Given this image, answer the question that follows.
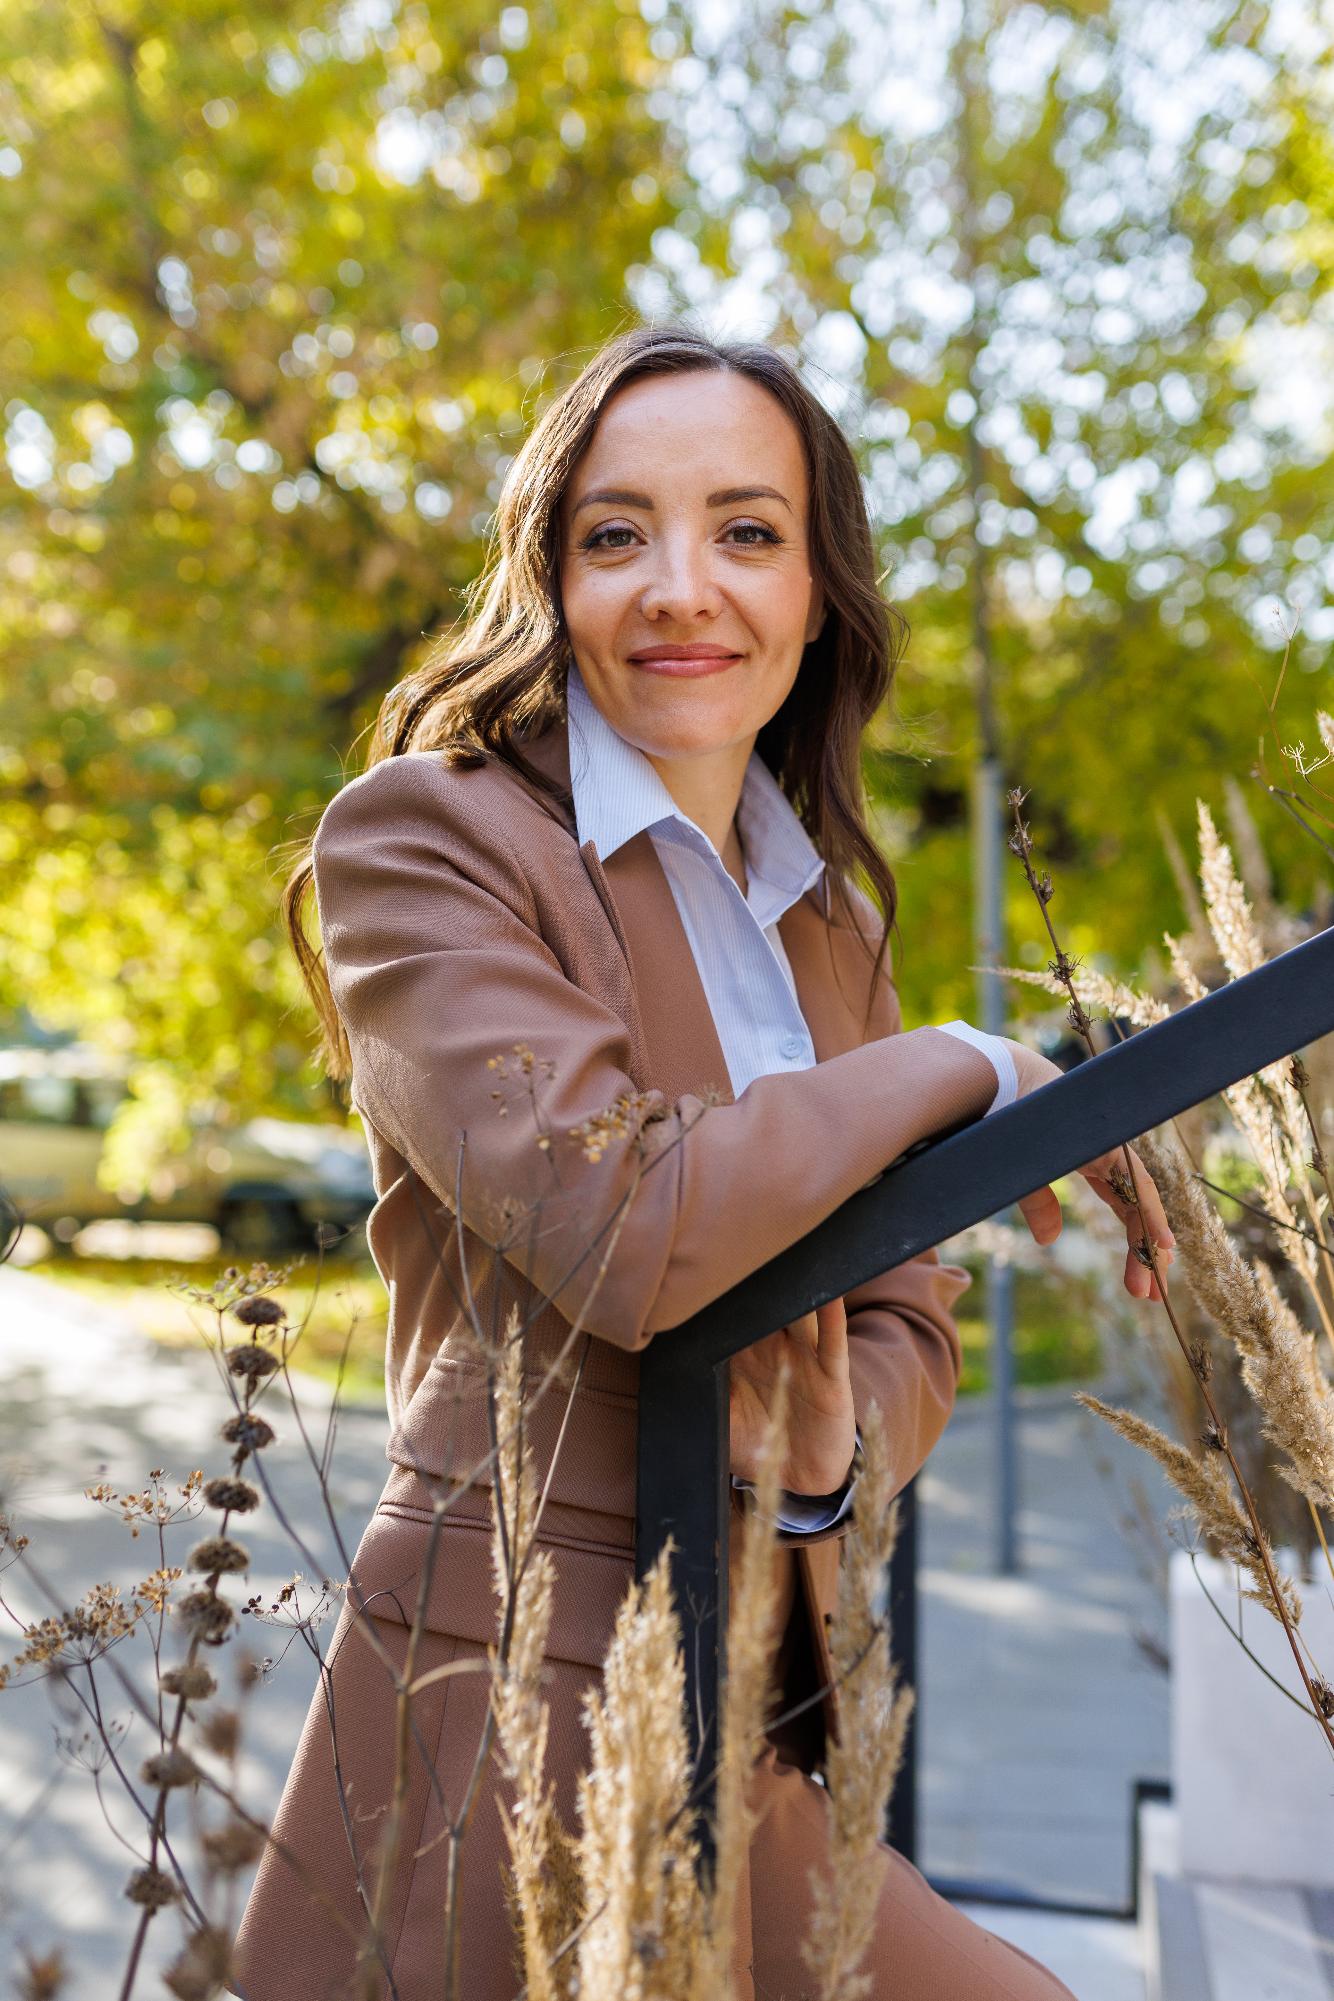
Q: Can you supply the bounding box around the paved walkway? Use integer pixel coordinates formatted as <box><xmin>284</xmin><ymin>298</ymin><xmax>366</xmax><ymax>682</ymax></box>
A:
<box><xmin>919</xmin><ymin>1383</ymin><xmax>1174</xmax><ymax>1914</ymax></box>
<box><xmin>0</xmin><ymin>1265</ymin><xmax>1172</xmax><ymax>1996</ymax></box>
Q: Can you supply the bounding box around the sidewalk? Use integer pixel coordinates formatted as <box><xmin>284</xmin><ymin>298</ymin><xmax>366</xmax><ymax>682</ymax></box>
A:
<box><xmin>918</xmin><ymin>1379</ymin><xmax>1178</xmax><ymax>1999</ymax></box>
<box><xmin>920</xmin><ymin>1381</ymin><xmax>1174</xmax><ymax>1913</ymax></box>
<box><xmin>0</xmin><ymin>1266</ymin><xmax>1172</xmax><ymax>1995</ymax></box>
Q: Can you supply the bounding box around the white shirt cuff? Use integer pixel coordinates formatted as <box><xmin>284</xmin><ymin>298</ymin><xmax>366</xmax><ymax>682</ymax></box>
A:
<box><xmin>935</xmin><ymin>1020</ymin><xmax>1017</xmax><ymax>1115</ymax></box>
<box><xmin>731</xmin><ymin>1426</ymin><xmax>862</xmax><ymax>1535</ymax></box>
<box><xmin>770</xmin><ymin>1480</ymin><xmax>858</xmax><ymax>1535</ymax></box>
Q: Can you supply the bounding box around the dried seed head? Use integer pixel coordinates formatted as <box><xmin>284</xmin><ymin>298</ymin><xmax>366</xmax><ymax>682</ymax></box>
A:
<box><xmin>1312</xmin><ymin>1678</ymin><xmax>1334</xmax><ymax>1719</ymax></box>
<box><xmin>219</xmin><ymin>1412</ymin><xmax>275</xmax><ymax>1453</ymax></box>
<box><xmin>201</xmin><ymin>1818</ymin><xmax>265</xmax><ymax>1873</ymax></box>
<box><xmin>1188</xmin><ymin>1341</ymin><xmax>1214</xmax><ymax>1383</ymax></box>
<box><xmin>224</xmin><ymin>1344</ymin><xmax>280</xmax><ymax>1382</ymax></box>
<box><xmin>163</xmin><ymin>1924</ymin><xmax>231</xmax><ymax>2001</ymax></box>
<box><xmin>141</xmin><ymin>1747</ymin><xmax>199</xmax><ymax>1791</ymax></box>
<box><xmin>200</xmin><ymin>1709</ymin><xmax>240</xmax><ymax>1759</ymax></box>
<box><xmin>1200</xmin><ymin>1423</ymin><xmax>1228</xmax><ymax>1454</ymax></box>
<box><xmin>16</xmin><ymin>1948</ymin><xmax>66</xmax><ymax>2001</ymax></box>
<box><xmin>126</xmin><ymin>1864</ymin><xmax>179</xmax><ymax>1910</ymax></box>
<box><xmin>1107</xmin><ymin>1165</ymin><xmax>1136</xmax><ymax>1206</ymax></box>
<box><xmin>203</xmin><ymin>1477</ymin><xmax>259</xmax><ymax>1513</ymax></box>
<box><xmin>233</xmin><ymin>1294</ymin><xmax>285</xmax><ymax>1328</ymax></box>
<box><xmin>160</xmin><ymin>1662</ymin><xmax>216</xmax><ymax>1701</ymax></box>
<box><xmin>1131</xmin><ymin>1236</ymin><xmax>1155</xmax><ymax>1269</ymax></box>
<box><xmin>175</xmin><ymin>1588</ymin><xmax>236</xmax><ymax>1646</ymax></box>
<box><xmin>187</xmin><ymin>1537</ymin><xmax>250</xmax><ymax>1576</ymax></box>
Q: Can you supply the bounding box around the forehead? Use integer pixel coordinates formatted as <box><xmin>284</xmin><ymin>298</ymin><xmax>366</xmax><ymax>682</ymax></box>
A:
<box><xmin>566</xmin><ymin>369</ymin><xmax>808</xmax><ymax>503</ymax></box>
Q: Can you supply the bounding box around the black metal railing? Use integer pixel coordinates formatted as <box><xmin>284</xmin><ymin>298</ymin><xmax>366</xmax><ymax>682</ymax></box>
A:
<box><xmin>635</xmin><ymin>924</ymin><xmax>1334</xmax><ymax>1869</ymax></box>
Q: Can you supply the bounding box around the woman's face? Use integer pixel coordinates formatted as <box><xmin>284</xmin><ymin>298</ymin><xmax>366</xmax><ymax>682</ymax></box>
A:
<box><xmin>557</xmin><ymin>370</ymin><xmax>825</xmax><ymax>768</ymax></box>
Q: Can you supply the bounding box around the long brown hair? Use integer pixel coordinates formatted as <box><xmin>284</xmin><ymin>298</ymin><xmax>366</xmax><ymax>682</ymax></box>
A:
<box><xmin>284</xmin><ymin>322</ymin><xmax>909</xmax><ymax>1082</ymax></box>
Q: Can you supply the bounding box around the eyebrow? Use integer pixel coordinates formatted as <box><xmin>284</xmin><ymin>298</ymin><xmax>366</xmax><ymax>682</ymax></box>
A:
<box><xmin>570</xmin><ymin>484</ymin><xmax>793</xmax><ymax>515</ymax></box>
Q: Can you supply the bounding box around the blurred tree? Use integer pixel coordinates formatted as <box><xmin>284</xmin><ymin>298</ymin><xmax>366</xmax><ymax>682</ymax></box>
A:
<box><xmin>2</xmin><ymin>0</ymin><xmax>1330</xmax><ymax>1190</ymax></box>
<box><xmin>0</xmin><ymin>0</ymin><xmax>687</xmax><ymax>1182</ymax></box>
<box><xmin>647</xmin><ymin>0</ymin><xmax>1333</xmax><ymax>1021</ymax></box>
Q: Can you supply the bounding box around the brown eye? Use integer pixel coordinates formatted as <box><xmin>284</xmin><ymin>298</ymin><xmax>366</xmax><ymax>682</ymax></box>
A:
<box><xmin>579</xmin><ymin>524</ymin><xmax>639</xmax><ymax>551</ymax></box>
<box><xmin>723</xmin><ymin>520</ymin><xmax>783</xmax><ymax>546</ymax></box>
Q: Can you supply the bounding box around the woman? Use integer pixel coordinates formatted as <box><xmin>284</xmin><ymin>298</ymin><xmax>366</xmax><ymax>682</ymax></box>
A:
<box><xmin>231</xmin><ymin>324</ymin><xmax>1174</xmax><ymax>2000</ymax></box>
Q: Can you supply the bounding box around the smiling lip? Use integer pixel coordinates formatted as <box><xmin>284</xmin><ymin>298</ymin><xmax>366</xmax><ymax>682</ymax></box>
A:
<box><xmin>627</xmin><ymin>644</ymin><xmax>742</xmax><ymax>678</ymax></box>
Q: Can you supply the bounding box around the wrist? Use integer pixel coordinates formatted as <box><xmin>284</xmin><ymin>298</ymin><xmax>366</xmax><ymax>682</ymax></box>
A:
<box><xmin>936</xmin><ymin>1020</ymin><xmax>1018</xmax><ymax>1114</ymax></box>
<box><xmin>782</xmin><ymin>1440</ymin><xmax>858</xmax><ymax>1500</ymax></box>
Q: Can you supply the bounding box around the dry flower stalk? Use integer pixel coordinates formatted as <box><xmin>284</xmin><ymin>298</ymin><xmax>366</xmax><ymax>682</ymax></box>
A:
<box><xmin>575</xmin><ymin>1547</ymin><xmax>705</xmax><ymax>2001</ymax></box>
<box><xmin>1076</xmin><ymin>1393</ymin><xmax>1300</xmax><ymax>1623</ymax></box>
<box><xmin>1136</xmin><ymin>1129</ymin><xmax>1334</xmax><ymax>1520</ymax></box>
<box><xmin>691</xmin><ymin>1358</ymin><xmax>792</xmax><ymax>2000</ymax></box>
<box><xmin>488</xmin><ymin>1318</ymin><xmax>580</xmax><ymax>1999</ymax></box>
<box><xmin>802</xmin><ymin>1402</ymin><xmax>913</xmax><ymax>2001</ymax></box>
<box><xmin>989</xmin><ymin>959</ymin><xmax>1171</xmax><ymax>1031</ymax></box>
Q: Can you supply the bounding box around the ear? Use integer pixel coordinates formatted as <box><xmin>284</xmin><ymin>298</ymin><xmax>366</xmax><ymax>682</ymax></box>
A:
<box><xmin>804</xmin><ymin>589</ymin><xmax>828</xmax><ymax>646</ymax></box>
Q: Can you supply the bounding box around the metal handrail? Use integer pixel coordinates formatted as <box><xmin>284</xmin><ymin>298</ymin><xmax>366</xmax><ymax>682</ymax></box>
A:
<box><xmin>635</xmin><ymin>925</ymin><xmax>1334</xmax><ymax>1868</ymax></box>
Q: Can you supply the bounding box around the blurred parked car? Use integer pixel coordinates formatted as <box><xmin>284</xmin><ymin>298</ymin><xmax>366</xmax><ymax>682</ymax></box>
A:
<box><xmin>0</xmin><ymin>1043</ymin><xmax>375</xmax><ymax>1256</ymax></box>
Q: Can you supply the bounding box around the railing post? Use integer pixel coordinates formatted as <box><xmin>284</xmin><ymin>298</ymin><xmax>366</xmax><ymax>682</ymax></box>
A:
<box><xmin>883</xmin><ymin>1474</ymin><xmax>918</xmax><ymax>1857</ymax></box>
<box><xmin>632</xmin><ymin>1349</ymin><xmax>730</xmax><ymax>1872</ymax></box>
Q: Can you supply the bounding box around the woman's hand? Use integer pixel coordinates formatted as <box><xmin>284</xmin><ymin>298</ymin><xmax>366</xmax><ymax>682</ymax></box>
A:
<box><xmin>729</xmin><ymin>1297</ymin><xmax>856</xmax><ymax>1497</ymax></box>
<box><xmin>1004</xmin><ymin>1041</ymin><xmax>1176</xmax><ymax>1301</ymax></box>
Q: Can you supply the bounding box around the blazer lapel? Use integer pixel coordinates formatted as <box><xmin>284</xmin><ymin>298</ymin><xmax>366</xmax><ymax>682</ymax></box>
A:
<box><xmin>777</xmin><ymin>889</ymin><xmax>883</xmax><ymax>1065</ymax></box>
<box><xmin>517</xmin><ymin>713</ymin><xmax>735</xmax><ymax>1106</ymax></box>
<box><xmin>599</xmin><ymin>832</ymin><xmax>735</xmax><ymax>1108</ymax></box>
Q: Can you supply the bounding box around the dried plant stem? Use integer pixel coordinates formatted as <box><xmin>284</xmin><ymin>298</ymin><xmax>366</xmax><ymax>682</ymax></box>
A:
<box><xmin>439</xmin><ymin>1162</ymin><xmax>648</xmax><ymax>2001</ymax></box>
<box><xmin>575</xmin><ymin>1545</ymin><xmax>704</xmax><ymax>2000</ymax></box>
<box><xmin>1006</xmin><ymin>788</ymin><xmax>1334</xmax><ymax>1756</ymax></box>
<box><xmin>1310</xmin><ymin>1498</ymin><xmax>1334</xmax><ymax>1585</ymax></box>
<box><xmin>1189</xmin><ymin>1552</ymin><xmax>1322</xmax><ymax>1724</ymax></box>
<box><xmin>802</xmin><ymin>1402</ymin><xmax>913</xmax><ymax>2001</ymax></box>
<box><xmin>693</xmin><ymin>1360</ymin><xmax>791</xmax><ymax>1999</ymax></box>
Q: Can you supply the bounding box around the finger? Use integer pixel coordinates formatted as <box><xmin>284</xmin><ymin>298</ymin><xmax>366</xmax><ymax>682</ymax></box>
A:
<box><xmin>814</xmin><ymin>1297</ymin><xmax>849</xmax><ymax>1364</ymax></box>
<box><xmin>1016</xmin><ymin>1184</ymin><xmax>1062</xmax><ymax>1245</ymax></box>
<box><xmin>787</xmin><ymin>1309</ymin><xmax>820</xmax><ymax>1353</ymax></box>
<box><xmin>1123</xmin><ymin>1147</ymin><xmax>1176</xmax><ymax>1249</ymax></box>
<box><xmin>1083</xmin><ymin>1147</ymin><xmax>1175</xmax><ymax>1250</ymax></box>
<box><xmin>1125</xmin><ymin>1246</ymin><xmax>1150</xmax><ymax>1298</ymax></box>
<box><xmin>1125</xmin><ymin>1243</ymin><xmax>1169</xmax><ymax>1300</ymax></box>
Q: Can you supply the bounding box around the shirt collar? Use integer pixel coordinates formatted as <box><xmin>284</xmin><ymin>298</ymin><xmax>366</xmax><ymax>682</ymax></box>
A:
<box><xmin>565</xmin><ymin>657</ymin><xmax>827</xmax><ymax>927</ymax></box>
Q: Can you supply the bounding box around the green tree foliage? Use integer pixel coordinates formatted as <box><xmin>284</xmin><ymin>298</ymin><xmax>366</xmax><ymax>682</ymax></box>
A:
<box><xmin>0</xmin><ymin>0</ymin><xmax>686</xmax><ymax>1181</ymax></box>
<box><xmin>2</xmin><ymin>0</ymin><xmax>1330</xmax><ymax>1188</ymax></box>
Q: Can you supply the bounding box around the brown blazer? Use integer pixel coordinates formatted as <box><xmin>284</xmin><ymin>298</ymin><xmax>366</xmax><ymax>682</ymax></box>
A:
<box><xmin>230</xmin><ymin>714</ymin><xmax>998</xmax><ymax>2001</ymax></box>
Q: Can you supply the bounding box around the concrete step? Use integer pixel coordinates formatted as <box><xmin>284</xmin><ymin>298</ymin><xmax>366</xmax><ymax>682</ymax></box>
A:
<box><xmin>1139</xmin><ymin>1799</ymin><xmax>1334</xmax><ymax>2000</ymax></box>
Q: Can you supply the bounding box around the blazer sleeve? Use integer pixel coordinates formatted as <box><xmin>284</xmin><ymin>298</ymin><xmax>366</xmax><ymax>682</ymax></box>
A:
<box><xmin>310</xmin><ymin>752</ymin><xmax>998</xmax><ymax>1354</ymax></box>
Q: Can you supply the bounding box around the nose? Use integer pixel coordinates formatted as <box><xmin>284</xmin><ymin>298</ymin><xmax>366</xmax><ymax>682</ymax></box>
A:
<box><xmin>639</xmin><ymin>531</ymin><xmax>725</xmax><ymax>623</ymax></box>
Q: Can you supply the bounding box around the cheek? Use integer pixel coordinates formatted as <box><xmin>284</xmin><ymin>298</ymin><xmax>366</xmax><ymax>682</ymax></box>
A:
<box><xmin>559</xmin><ymin>563</ymin><xmax>623</xmax><ymax>648</ymax></box>
<box><xmin>737</xmin><ymin>561</ymin><xmax>816</xmax><ymax>640</ymax></box>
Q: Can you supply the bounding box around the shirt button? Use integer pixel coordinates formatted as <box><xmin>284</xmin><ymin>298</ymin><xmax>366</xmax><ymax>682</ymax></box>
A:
<box><xmin>780</xmin><ymin>1034</ymin><xmax>806</xmax><ymax>1060</ymax></box>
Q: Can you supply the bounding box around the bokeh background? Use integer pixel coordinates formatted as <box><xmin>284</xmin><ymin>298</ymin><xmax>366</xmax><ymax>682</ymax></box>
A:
<box><xmin>3</xmin><ymin>0</ymin><xmax>1331</xmax><ymax>1159</ymax></box>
